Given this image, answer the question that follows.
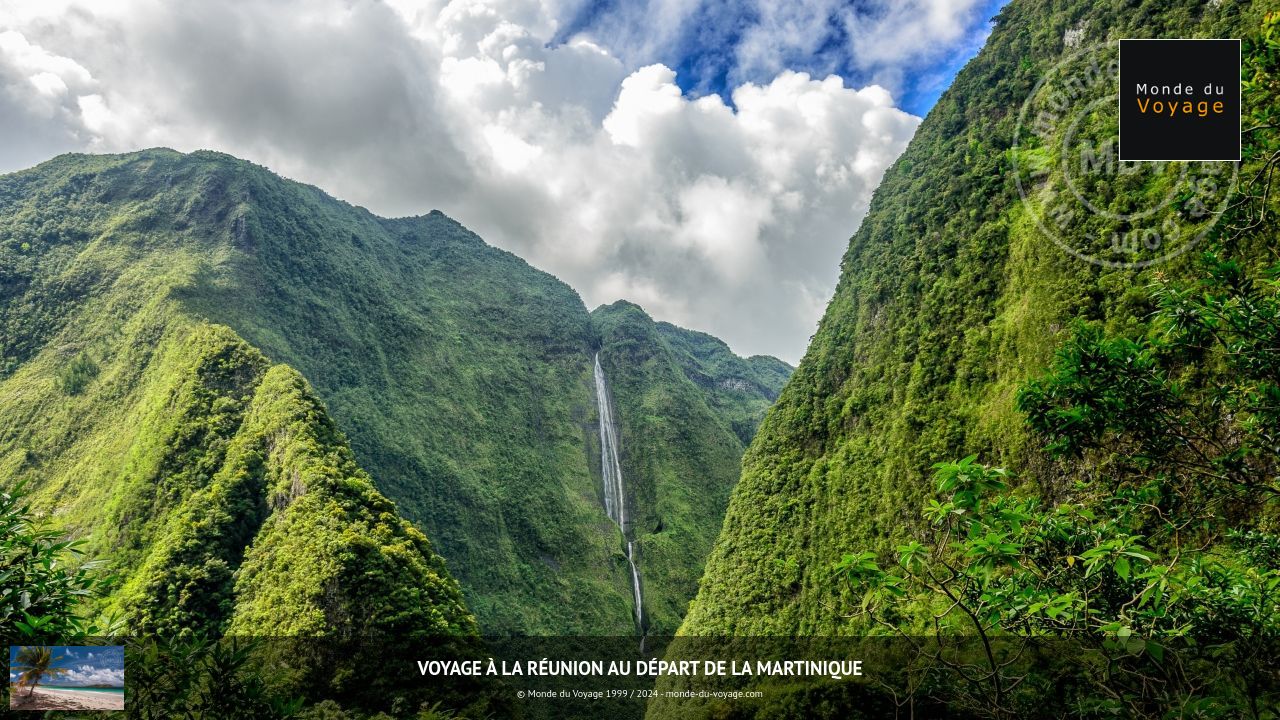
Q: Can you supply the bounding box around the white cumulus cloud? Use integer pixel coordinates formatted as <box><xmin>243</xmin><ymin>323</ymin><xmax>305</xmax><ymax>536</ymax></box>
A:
<box><xmin>61</xmin><ymin>664</ymin><xmax>124</xmax><ymax>687</ymax></box>
<box><xmin>0</xmin><ymin>0</ymin><xmax>923</xmax><ymax>363</ymax></box>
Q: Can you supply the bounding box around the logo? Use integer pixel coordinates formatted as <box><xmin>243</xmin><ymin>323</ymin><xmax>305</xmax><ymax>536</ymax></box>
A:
<box><xmin>1013</xmin><ymin>42</ymin><xmax>1238</xmax><ymax>269</ymax></box>
<box><xmin>1119</xmin><ymin>39</ymin><xmax>1241</xmax><ymax>161</ymax></box>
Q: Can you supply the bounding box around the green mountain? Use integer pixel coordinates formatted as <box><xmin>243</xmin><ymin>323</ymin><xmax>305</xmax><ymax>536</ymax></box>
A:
<box><xmin>654</xmin><ymin>320</ymin><xmax>793</xmax><ymax>448</ymax></box>
<box><xmin>0</xmin><ymin>149</ymin><xmax>789</xmax><ymax>636</ymax></box>
<box><xmin>0</xmin><ymin>309</ymin><xmax>476</xmax><ymax>639</ymax></box>
<box><xmin>681</xmin><ymin>0</ymin><xmax>1280</xmax><ymax>636</ymax></box>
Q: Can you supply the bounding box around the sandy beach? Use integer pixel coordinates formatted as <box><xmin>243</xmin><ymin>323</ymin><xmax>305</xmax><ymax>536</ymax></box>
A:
<box><xmin>9</xmin><ymin>685</ymin><xmax>125</xmax><ymax>711</ymax></box>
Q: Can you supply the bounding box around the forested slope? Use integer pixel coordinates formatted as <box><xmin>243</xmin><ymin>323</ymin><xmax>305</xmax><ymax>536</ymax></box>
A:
<box><xmin>682</xmin><ymin>0</ymin><xmax>1280</xmax><ymax>635</ymax></box>
<box><xmin>0</xmin><ymin>149</ymin><xmax>788</xmax><ymax>635</ymax></box>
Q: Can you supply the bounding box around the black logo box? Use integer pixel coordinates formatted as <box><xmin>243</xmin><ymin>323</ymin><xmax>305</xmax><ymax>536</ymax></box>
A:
<box><xmin>1119</xmin><ymin>38</ymin><xmax>1241</xmax><ymax>162</ymax></box>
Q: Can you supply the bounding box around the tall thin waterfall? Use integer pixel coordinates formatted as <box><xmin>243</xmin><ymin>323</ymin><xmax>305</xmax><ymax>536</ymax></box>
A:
<box><xmin>593</xmin><ymin>353</ymin><xmax>645</xmax><ymax>638</ymax></box>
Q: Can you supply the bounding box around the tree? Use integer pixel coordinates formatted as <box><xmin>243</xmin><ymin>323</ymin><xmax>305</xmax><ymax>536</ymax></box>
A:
<box><xmin>833</xmin><ymin>257</ymin><xmax>1280</xmax><ymax>717</ymax></box>
<box><xmin>126</xmin><ymin>635</ymin><xmax>304</xmax><ymax>720</ymax></box>
<box><xmin>837</xmin><ymin>451</ymin><xmax>1279</xmax><ymax>718</ymax></box>
<box><xmin>11</xmin><ymin>645</ymin><xmax>67</xmax><ymax>698</ymax></box>
<box><xmin>0</xmin><ymin>481</ymin><xmax>119</xmax><ymax>640</ymax></box>
<box><xmin>834</xmin><ymin>17</ymin><xmax>1280</xmax><ymax>718</ymax></box>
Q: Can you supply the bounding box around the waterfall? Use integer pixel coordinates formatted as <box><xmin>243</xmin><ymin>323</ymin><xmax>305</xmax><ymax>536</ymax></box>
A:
<box><xmin>594</xmin><ymin>353</ymin><xmax>646</xmax><ymax>639</ymax></box>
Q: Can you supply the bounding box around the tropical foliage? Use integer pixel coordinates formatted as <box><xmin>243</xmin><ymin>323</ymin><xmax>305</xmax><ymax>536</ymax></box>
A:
<box><xmin>126</xmin><ymin>636</ymin><xmax>307</xmax><ymax>720</ymax></box>
<box><xmin>679</xmin><ymin>6</ymin><xmax>1280</xmax><ymax>718</ymax></box>
<box><xmin>0</xmin><ymin>482</ymin><xmax>117</xmax><ymax>640</ymax></box>
<box><xmin>836</xmin><ymin>247</ymin><xmax>1280</xmax><ymax>715</ymax></box>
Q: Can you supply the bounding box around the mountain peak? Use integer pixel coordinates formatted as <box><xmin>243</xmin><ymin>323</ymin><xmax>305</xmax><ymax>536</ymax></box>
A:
<box><xmin>1</xmin><ymin>146</ymin><xmax>788</xmax><ymax>638</ymax></box>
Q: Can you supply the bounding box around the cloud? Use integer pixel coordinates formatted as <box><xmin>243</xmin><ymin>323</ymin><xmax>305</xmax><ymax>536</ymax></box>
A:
<box><xmin>0</xmin><ymin>28</ymin><xmax>98</xmax><ymax>169</ymax></box>
<box><xmin>559</xmin><ymin>0</ymin><xmax>999</xmax><ymax>109</ymax></box>
<box><xmin>836</xmin><ymin>0</ymin><xmax>996</xmax><ymax>95</ymax></box>
<box><xmin>519</xmin><ymin>66</ymin><xmax>917</xmax><ymax>360</ymax></box>
<box><xmin>839</xmin><ymin>0</ymin><xmax>990</xmax><ymax>67</ymax></box>
<box><xmin>727</xmin><ymin>0</ymin><xmax>993</xmax><ymax>80</ymax></box>
<box><xmin>0</xmin><ymin>0</ymin><xmax>923</xmax><ymax>363</ymax></box>
<box><xmin>61</xmin><ymin>664</ymin><xmax>124</xmax><ymax>687</ymax></box>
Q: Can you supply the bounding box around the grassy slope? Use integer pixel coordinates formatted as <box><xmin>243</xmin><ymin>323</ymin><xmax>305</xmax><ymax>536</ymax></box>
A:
<box><xmin>0</xmin><ymin>297</ymin><xmax>475</xmax><ymax>636</ymax></box>
<box><xmin>0</xmin><ymin>149</ymin><xmax>788</xmax><ymax>635</ymax></box>
<box><xmin>681</xmin><ymin>0</ymin><xmax>1279</xmax><ymax>635</ymax></box>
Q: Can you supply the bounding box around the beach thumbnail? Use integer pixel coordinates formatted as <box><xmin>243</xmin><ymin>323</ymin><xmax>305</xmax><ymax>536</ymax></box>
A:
<box><xmin>8</xmin><ymin>646</ymin><xmax>124</xmax><ymax>712</ymax></box>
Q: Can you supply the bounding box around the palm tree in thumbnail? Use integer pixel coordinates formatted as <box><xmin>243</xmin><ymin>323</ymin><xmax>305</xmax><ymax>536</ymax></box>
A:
<box><xmin>12</xmin><ymin>646</ymin><xmax>67</xmax><ymax>698</ymax></box>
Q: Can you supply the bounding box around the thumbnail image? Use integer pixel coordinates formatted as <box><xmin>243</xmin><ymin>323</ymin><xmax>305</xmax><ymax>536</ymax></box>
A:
<box><xmin>9</xmin><ymin>646</ymin><xmax>124</xmax><ymax>712</ymax></box>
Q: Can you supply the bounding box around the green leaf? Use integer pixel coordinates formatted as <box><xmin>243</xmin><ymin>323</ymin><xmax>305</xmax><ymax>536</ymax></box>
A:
<box><xmin>1145</xmin><ymin>641</ymin><xmax>1164</xmax><ymax>663</ymax></box>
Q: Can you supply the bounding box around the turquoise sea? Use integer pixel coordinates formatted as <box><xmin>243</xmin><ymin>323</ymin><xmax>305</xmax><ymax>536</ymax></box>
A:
<box><xmin>35</xmin><ymin>686</ymin><xmax>125</xmax><ymax>695</ymax></box>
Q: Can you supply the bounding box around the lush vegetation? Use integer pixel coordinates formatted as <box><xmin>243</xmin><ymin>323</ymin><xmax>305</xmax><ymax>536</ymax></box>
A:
<box><xmin>830</xmin><ymin>240</ymin><xmax>1280</xmax><ymax>716</ymax></box>
<box><xmin>0</xmin><ymin>145</ymin><xmax>785</xmax><ymax>638</ymax></box>
<box><xmin>683</xmin><ymin>0</ymin><xmax>1280</xmax><ymax>638</ymax></box>
<box><xmin>2</xmin><ymin>484</ymin><xmax>113</xmax><ymax>711</ymax></box>
<box><xmin>670</xmin><ymin>2</ymin><xmax>1280</xmax><ymax>717</ymax></box>
<box><xmin>0</xmin><ymin>482</ymin><xmax>118</xmax><ymax>641</ymax></box>
<box><xmin>653</xmin><ymin>319</ymin><xmax>791</xmax><ymax>446</ymax></box>
<box><xmin>127</xmin><ymin>636</ymin><xmax>304</xmax><ymax>719</ymax></box>
<box><xmin>0</xmin><ymin>148</ymin><xmax>785</xmax><ymax>717</ymax></box>
<box><xmin>106</xmin><ymin>334</ymin><xmax>476</xmax><ymax>639</ymax></box>
<box><xmin>0</xmin><ymin>324</ymin><xmax>487</xmax><ymax>715</ymax></box>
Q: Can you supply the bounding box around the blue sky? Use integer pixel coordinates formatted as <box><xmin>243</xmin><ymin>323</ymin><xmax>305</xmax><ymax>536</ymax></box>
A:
<box><xmin>8</xmin><ymin>646</ymin><xmax>125</xmax><ymax>688</ymax></box>
<box><xmin>555</xmin><ymin>0</ymin><xmax>1008</xmax><ymax>115</ymax></box>
<box><xmin>0</xmin><ymin>0</ymin><xmax>1008</xmax><ymax>363</ymax></box>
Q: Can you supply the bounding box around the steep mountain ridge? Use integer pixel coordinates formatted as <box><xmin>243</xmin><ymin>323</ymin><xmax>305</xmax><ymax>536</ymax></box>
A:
<box><xmin>682</xmin><ymin>0</ymin><xmax>1279</xmax><ymax>635</ymax></box>
<box><xmin>0</xmin><ymin>149</ymin><xmax>789</xmax><ymax>635</ymax></box>
<box><xmin>0</xmin><ymin>299</ymin><xmax>476</xmax><ymax>638</ymax></box>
